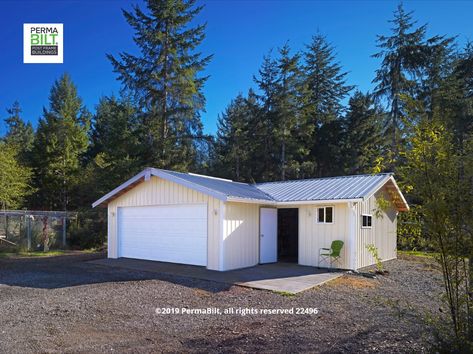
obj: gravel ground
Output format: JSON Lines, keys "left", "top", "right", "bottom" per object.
{"left": 0, "top": 253, "right": 444, "bottom": 353}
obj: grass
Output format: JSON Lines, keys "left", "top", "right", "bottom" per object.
{"left": 398, "top": 250, "right": 438, "bottom": 258}
{"left": 0, "top": 250, "right": 67, "bottom": 259}
{"left": 0, "top": 248, "right": 104, "bottom": 259}
{"left": 274, "top": 290, "right": 297, "bottom": 297}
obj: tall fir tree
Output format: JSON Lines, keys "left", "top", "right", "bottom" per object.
{"left": 274, "top": 43, "right": 306, "bottom": 180}
{"left": 107, "top": 0, "right": 212, "bottom": 171}
{"left": 253, "top": 52, "right": 280, "bottom": 181}
{"left": 30, "top": 74, "right": 91, "bottom": 210}
{"left": 342, "top": 91, "right": 385, "bottom": 174}
{"left": 303, "top": 34, "right": 354, "bottom": 177}
{"left": 87, "top": 95, "right": 141, "bottom": 200}
{"left": 372, "top": 3, "right": 428, "bottom": 166}
{"left": 3, "top": 101, "right": 34, "bottom": 164}
{"left": 213, "top": 94, "right": 251, "bottom": 181}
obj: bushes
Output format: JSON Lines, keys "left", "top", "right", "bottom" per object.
{"left": 68, "top": 210, "right": 107, "bottom": 249}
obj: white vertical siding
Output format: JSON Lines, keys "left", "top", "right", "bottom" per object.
{"left": 298, "top": 203, "right": 351, "bottom": 269}
{"left": 222, "top": 202, "right": 259, "bottom": 271}
{"left": 355, "top": 189, "right": 397, "bottom": 269}
{"left": 107, "top": 176, "right": 223, "bottom": 270}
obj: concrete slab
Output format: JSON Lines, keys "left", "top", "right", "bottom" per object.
{"left": 90, "top": 258, "right": 343, "bottom": 294}
{"left": 238, "top": 273, "right": 342, "bottom": 293}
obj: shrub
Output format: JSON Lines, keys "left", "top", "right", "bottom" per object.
{"left": 365, "top": 243, "right": 384, "bottom": 274}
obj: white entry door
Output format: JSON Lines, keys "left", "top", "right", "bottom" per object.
{"left": 118, "top": 204, "right": 207, "bottom": 266}
{"left": 260, "top": 208, "right": 277, "bottom": 263}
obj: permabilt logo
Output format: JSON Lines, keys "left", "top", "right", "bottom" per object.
{"left": 24, "top": 23, "right": 63, "bottom": 64}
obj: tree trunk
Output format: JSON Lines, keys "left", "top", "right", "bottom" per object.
{"left": 281, "top": 140, "right": 286, "bottom": 180}
{"left": 161, "top": 21, "right": 169, "bottom": 164}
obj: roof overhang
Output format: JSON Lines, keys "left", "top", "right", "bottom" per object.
{"left": 92, "top": 168, "right": 230, "bottom": 208}
{"left": 275, "top": 198, "right": 363, "bottom": 206}
{"left": 92, "top": 169, "right": 409, "bottom": 211}
{"left": 365, "top": 175, "right": 409, "bottom": 212}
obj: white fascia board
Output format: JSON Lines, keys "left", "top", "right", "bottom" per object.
{"left": 276, "top": 198, "right": 363, "bottom": 206}
{"left": 92, "top": 169, "right": 149, "bottom": 208}
{"left": 150, "top": 168, "right": 228, "bottom": 202}
{"left": 226, "top": 197, "right": 363, "bottom": 206}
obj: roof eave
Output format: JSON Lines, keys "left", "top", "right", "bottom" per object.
{"left": 92, "top": 168, "right": 229, "bottom": 208}
{"left": 364, "top": 175, "right": 409, "bottom": 212}
{"left": 92, "top": 169, "right": 150, "bottom": 208}
{"left": 276, "top": 198, "right": 363, "bottom": 206}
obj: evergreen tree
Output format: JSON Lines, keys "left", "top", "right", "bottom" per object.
{"left": 87, "top": 95, "right": 141, "bottom": 200}
{"left": 343, "top": 91, "right": 385, "bottom": 174}
{"left": 274, "top": 43, "right": 306, "bottom": 180}
{"left": 303, "top": 34, "right": 354, "bottom": 177}
{"left": 30, "top": 74, "right": 91, "bottom": 210}
{"left": 107, "top": 0, "right": 211, "bottom": 171}
{"left": 253, "top": 52, "right": 280, "bottom": 181}
{"left": 3, "top": 101, "right": 34, "bottom": 163}
{"left": 372, "top": 3, "right": 428, "bottom": 166}
{"left": 214, "top": 94, "right": 251, "bottom": 181}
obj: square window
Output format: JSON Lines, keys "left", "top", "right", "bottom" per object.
{"left": 317, "top": 206, "right": 334, "bottom": 224}
{"left": 362, "top": 215, "right": 372, "bottom": 228}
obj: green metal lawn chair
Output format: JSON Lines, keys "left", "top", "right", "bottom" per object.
{"left": 318, "top": 240, "right": 344, "bottom": 269}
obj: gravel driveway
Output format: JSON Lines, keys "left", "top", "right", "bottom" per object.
{"left": 0, "top": 253, "right": 444, "bottom": 353}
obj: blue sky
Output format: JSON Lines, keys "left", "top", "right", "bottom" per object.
{"left": 0, "top": 0, "right": 471, "bottom": 136}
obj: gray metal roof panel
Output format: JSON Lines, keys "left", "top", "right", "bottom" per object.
{"left": 255, "top": 173, "right": 392, "bottom": 202}
{"left": 159, "top": 170, "right": 274, "bottom": 201}
{"left": 92, "top": 168, "right": 394, "bottom": 207}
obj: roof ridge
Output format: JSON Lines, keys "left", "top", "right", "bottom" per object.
{"left": 255, "top": 172, "right": 393, "bottom": 185}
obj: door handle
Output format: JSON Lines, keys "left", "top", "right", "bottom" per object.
{"left": 261, "top": 234, "right": 264, "bottom": 238}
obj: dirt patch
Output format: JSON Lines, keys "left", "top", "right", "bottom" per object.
{"left": 329, "top": 275, "right": 378, "bottom": 288}
{"left": 193, "top": 288, "right": 212, "bottom": 297}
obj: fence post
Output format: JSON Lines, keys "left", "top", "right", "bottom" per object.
{"left": 5, "top": 215, "right": 8, "bottom": 240}
{"left": 62, "top": 217, "right": 67, "bottom": 247}
{"left": 27, "top": 216, "right": 31, "bottom": 251}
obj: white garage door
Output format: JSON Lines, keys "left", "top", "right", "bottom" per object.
{"left": 117, "top": 204, "right": 207, "bottom": 266}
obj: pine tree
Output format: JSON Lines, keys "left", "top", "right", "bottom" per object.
{"left": 87, "top": 95, "right": 141, "bottom": 199}
{"left": 372, "top": 3, "right": 428, "bottom": 166}
{"left": 343, "top": 91, "right": 385, "bottom": 174}
{"left": 3, "top": 101, "right": 34, "bottom": 164}
{"left": 107, "top": 0, "right": 211, "bottom": 171}
{"left": 30, "top": 74, "right": 91, "bottom": 210}
{"left": 214, "top": 94, "right": 250, "bottom": 181}
{"left": 253, "top": 52, "right": 281, "bottom": 181}
{"left": 274, "top": 43, "right": 305, "bottom": 180}
{"left": 303, "top": 34, "right": 354, "bottom": 177}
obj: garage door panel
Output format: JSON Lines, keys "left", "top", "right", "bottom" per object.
{"left": 120, "top": 205, "right": 207, "bottom": 219}
{"left": 120, "top": 223, "right": 207, "bottom": 237}
{"left": 118, "top": 204, "right": 207, "bottom": 266}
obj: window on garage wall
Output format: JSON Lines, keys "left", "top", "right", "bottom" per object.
{"left": 317, "top": 206, "right": 334, "bottom": 224}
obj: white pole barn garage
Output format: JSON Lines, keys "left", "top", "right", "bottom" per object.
{"left": 93, "top": 168, "right": 408, "bottom": 272}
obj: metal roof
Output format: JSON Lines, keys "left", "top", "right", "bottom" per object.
{"left": 92, "top": 168, "right": 405, "bottom": 209}
{"left": 255, "top": 173, "right": 392, "bottom": 202}
{"left": 159, "top": 170, "right": 274, "bottom": 201}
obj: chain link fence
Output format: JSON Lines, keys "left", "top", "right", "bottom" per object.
{"left": 0, "top": 209, "right": 106, "bottom": 252}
